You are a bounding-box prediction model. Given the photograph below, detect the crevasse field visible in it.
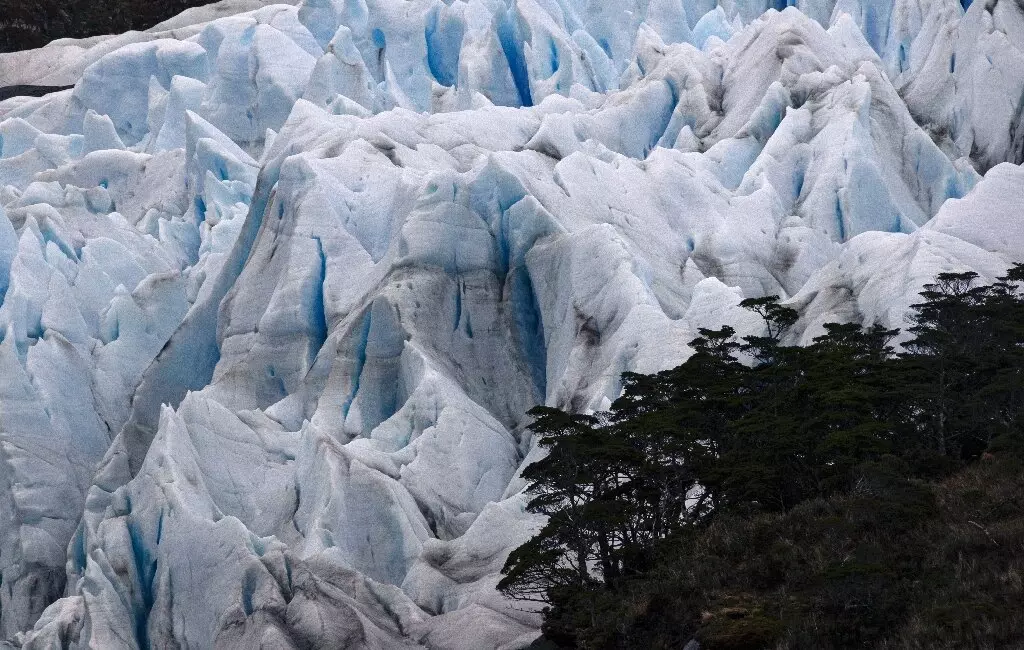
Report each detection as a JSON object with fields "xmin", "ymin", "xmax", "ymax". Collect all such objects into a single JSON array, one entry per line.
[{"xmin": 0, "ymin": 0, "xmax": 1022, "ymax": 647}]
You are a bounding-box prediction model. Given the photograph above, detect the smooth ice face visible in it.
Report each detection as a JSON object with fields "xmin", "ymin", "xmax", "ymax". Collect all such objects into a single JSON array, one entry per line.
[{"xmin": 0, "ymin": 0, "xmax": 1022, "ymax": 648}]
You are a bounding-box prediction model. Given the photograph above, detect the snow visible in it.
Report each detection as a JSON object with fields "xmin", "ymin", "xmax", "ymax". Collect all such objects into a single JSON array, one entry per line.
[{"xmin": 0, "ymin": 0, "xmax": 1021, "ymax": 647}]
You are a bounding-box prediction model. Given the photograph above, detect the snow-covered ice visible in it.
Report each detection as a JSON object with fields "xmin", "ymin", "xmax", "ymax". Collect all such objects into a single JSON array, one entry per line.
[{"xmin": 0, "ymin": 0, "xmax": 1022, "ymax": 647}]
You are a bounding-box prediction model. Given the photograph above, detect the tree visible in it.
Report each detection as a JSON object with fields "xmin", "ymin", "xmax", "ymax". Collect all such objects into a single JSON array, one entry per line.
[
  {"xmin": 902, "ymin": 266, "xmax": 1024, "ymax": 459},
  {"xmin": 499, "ymin": 408, "xmax": 625, "ymax": 605},
  {"xmin": 502, "ymin": 267, "xmax": 1024, "ymax": 648}
]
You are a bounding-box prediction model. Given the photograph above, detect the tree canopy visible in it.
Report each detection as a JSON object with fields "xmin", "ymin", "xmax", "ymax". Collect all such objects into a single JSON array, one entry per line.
[{"xmin": 501, "ymin": 264, "xmax": 1024, "ymax": 649}]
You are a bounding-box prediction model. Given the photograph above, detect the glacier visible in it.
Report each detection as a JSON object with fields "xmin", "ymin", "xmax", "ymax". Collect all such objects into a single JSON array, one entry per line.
[{"xmin": 0, "ymin": 0, "xmax": 1022, "ymax": 647}]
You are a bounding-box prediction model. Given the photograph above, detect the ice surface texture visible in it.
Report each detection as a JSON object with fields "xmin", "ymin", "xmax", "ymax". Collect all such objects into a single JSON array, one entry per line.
[{"xmin": 0, "ymin": 0, "xmax": 1022, "ymax": 647}]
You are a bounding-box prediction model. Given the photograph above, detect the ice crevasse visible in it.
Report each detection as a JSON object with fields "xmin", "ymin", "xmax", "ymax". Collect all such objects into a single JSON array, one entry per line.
[{"xmin": 0, "ymin": 0, "xmax": 1022, "ymax": 647}]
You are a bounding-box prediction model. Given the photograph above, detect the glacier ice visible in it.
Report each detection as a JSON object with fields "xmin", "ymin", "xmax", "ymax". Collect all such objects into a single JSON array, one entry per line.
[{"xmin": 0, "ymin": 0, "xmax": 1022, "ymax": 647}]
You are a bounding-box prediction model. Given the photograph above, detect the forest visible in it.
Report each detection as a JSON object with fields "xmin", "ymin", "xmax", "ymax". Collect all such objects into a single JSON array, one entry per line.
[{"xmin": 503, "ymin": 265, "xmax": 1024, "ymax": 649}]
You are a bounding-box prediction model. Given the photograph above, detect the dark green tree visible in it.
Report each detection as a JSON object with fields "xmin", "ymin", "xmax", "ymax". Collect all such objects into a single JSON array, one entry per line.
[
  {"xmin": 501, "ymin": 266, "xmax": 1024, "ymax": 648},
  {"xmin": 902, "ymin": 265, "xmax": 1024, "ymax": 459},
  {"xmin": 499, "ymin": 408, "xmax": 608, "ymax": 605}
]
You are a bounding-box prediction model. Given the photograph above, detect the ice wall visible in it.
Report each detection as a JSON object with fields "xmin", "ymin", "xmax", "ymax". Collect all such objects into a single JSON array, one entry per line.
[{"xmin": 0, "ymin": 0, "xmax": 1021, "ymax": 647}]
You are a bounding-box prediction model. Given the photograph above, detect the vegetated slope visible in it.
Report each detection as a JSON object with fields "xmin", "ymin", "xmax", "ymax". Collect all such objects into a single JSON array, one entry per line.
[
  {"xmin": 502, "ymin": 267, "xmax": 1024, "ymax": 648},
  {"xmin": 0, "ymin": 0, "xmax": 1020, "ymax": 648},
  {"xmin": 577, "ymin": 451, "xmax": 1024, "ymax": 650}
]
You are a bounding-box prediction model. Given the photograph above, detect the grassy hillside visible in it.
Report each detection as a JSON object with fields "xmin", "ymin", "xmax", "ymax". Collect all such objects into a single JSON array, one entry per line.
[{"xmin": 541, "ymin": 453, "xmax": 1024, "ymax": 649}]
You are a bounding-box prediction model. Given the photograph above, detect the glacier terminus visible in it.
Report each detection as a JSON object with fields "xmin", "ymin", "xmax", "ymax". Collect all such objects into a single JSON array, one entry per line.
[{"xmin": 0, "ymin": 0, "xmax": 1023, "ymax": 647}]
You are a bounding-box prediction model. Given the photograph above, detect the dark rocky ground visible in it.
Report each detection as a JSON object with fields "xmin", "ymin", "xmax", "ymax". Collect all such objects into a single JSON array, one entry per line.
[
  {"xmin": 0, "ymin": 0, "xmax": 218, "ymax": 53},
  {"xmin": 0, "ymin": 84, "xmax": 74, "ymax": 101}
]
